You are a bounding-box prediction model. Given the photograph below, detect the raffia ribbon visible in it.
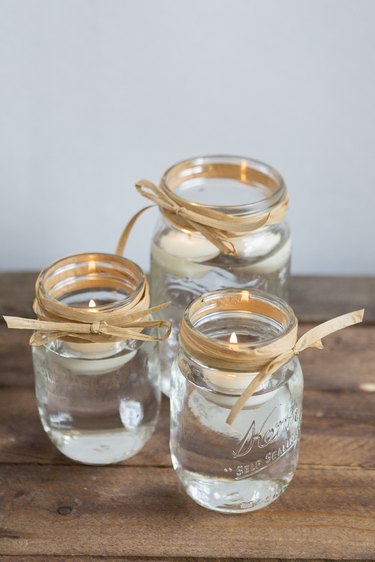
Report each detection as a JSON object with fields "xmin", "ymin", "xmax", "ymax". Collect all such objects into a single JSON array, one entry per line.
[
  {"xmin": 180, "ymin": 299, "xmax": 364, "ymax": 425},
  {"xmin": 4, "ymin": 261, "xmax": 171, "ymax": 346},
  {"xmin": 116, "ymin": 179, "xmax": 288, "ymax": 256}
]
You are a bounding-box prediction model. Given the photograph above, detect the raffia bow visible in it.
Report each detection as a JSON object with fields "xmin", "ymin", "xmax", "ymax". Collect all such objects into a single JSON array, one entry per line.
[
  {"xmin": 3, "ymin": 256, "xmax": 171, "ymax": 346},
  {"xmin": 226, "ymin": 309, "xmax": 364, "ymax": 424},
  {"xmin": 116, "ymin": 179, "xmax": 288, "ymax": 256},
  {"xmin": 179, "ymin": 295, "xmax": 364, "ymax": 425},
  {"xmin": 4, "ymin": 302, "xmax": 171, "ymax": 346}
]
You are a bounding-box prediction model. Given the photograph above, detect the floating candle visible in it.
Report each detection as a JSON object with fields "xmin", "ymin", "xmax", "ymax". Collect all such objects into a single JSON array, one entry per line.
[
  {"xmin": 152, "ymin": 230, "xmax": 220, "ymax": 278},
  {"xmin": 202, "ymin": 331, "xmax": 279, "ymax": 408},
  {"xmin": 61, "ymin": 299, "xmax": 136, "ymax": 374}
]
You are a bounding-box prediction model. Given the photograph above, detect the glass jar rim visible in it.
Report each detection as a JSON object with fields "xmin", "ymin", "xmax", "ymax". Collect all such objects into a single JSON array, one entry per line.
[
  {"xmin": 37, "ymin": 252, "xmax": 146, "ymax": 313},
  {"xmin": 182, "ymin": 288, "xmax": 297, "ymax": 352},
  {"xmin": 160, "ymin": 154, "xmax": 287, "ymax": 216}
]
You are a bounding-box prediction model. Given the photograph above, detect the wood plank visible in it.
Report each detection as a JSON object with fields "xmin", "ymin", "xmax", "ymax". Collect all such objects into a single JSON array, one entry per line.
[
  {"xmin": 1, "ymin": 557, "xmax": 373, "ymax": 561},
  {"xmin": 0, "ymin": 273, "xmax": 374, "ymax": 324},
  {"xmin": 0, "ymin": 464, "xmax": 374, "ymax": 559},
  {"xmin": 1, "ymin": 555, "xmax": 326, "ymax": 562},
  {"xmin": 0, "ymin": 272, "xmax": 36, "ymax": 317},
  {"xmin": 289, "ymin": 276, "xmax": 375, "ymax": 324},
  {"xmin": 0, "ymin": 330, "xmax": 33, "ymax": 389},
  {"xmin": 1, "ymin": 324, "xmax": 373, "ymax": 391},
  {"xmin": 1, "ymin": 558, "xmax": 350, "ymax": 562},
  {"xmin": 5, "ymin": 556, "xmax": 371, "ymax": 562},
  {"xmin": 301, "ymin": 325, "xmax": 375, "ymax": 392},
  {"xmin": 0, "ymin": 387, "xmax": 374, "ymax": 470}
]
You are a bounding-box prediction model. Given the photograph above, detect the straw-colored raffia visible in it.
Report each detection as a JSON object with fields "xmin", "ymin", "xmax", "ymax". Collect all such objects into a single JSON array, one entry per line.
[
  {"xmin": 179, "ymin": 293, "xmax": 364, "ymax": 425},
  {"xmin": 4, "ymin": 255, "xmax": 171, "ymax": 346},
  {"xmin": 116, "ymin": 178, "xmax": 288, "ymax": 257}
]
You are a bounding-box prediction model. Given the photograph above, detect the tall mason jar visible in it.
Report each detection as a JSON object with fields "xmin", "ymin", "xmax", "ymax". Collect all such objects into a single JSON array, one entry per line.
[
  {"xmin": 150, "ymin": 155, "xmax": 291, "ymax": 395},
  {"xmin": 32, "ymin": 254, "xmax": 161, "ymax": 465},
  {"xmin": 170, "ymin": 289, "xmax": 303, "ymax": 513}
]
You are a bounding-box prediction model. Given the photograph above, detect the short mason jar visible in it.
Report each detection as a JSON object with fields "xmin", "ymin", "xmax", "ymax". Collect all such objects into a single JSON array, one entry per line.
[
  {"xmin": 170, "ymin": 289, "xmax": 303, "ymax": 513},
  {"xmin": 32, "ymin": 253, "xmax": 161, "ymax": 465},
  {"xmin": 150, "ymin": 155, "xmax": 291, "ymax": 395}
]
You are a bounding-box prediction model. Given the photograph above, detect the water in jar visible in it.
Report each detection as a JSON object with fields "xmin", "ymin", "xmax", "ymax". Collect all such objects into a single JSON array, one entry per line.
[
  {"xmin": 33, "ymin": 339, "xmax": 160, "ymax": 465},
  {"xmin": 170, "ymin": 358, "xmax": 303, "ymax": 513}
]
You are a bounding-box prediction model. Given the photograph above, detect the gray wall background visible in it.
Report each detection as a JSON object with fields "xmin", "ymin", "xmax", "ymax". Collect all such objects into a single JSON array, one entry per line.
[{"xmin": 1, "ymin": 0, "xmax": 374, "ymax": 274}]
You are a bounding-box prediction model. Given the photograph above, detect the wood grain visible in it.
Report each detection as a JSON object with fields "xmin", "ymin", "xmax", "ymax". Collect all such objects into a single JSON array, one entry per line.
[
  {"xmin": 0, "ymin": 464, "xmax": 374, "ymax": 559},
  {"xmin": 1, "ymin": 324, "xmax": 374, "ymax": 391},
  {"xmin": 0, "ymin": 272, "xmax": 36, "ymax": 317},
  {"xmin": 289, "ymin": 276, "xmax": 375, "ymax": 324},
  {"xmin": 1, "ymin": 273, "xmax": 374, "ymax": 323},
  {"xmin": 0, "ymin": 274, "xmax": 374, "ymax": 560},
  {"xmin": 0, "ymin": 388, "xmax": 374, "ymax": 471}
]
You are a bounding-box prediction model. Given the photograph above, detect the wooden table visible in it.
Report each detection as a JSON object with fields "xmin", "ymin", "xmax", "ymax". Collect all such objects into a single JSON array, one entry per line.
[{"xmin": 0, "ymin": 274, "xmax": 374, "ymax": 561}]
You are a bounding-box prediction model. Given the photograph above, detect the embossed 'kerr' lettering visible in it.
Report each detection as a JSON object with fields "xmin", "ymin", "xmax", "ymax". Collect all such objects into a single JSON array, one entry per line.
[
  {"xmin": 233, "ymin": 431, "xmax": 300, "ymax": 480},
  {"xmin": 232, "ymin": 406, "xmax": 300, "ymax": 459}
]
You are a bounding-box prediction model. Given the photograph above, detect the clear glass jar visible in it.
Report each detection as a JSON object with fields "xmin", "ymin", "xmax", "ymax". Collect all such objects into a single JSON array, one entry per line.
[
  {"xmin": 170, "ymin": 289, "xmax": 303, "ymax": 513},
  {"xmin": 150, "ymin": 155, "xmax": 291, "ymax": 395},
  {"xmin": 32, "ymin": 254, "xmax": 161, "ymax": 465}
]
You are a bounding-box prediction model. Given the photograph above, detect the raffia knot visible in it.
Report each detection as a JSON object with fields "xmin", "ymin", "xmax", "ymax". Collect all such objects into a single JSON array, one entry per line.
[
  {"xmin": 172, "ymin": 204, "xmax": 184, "ymax": 217},
  {"xmin": 90, "ymin": 322, "xmax": 101, "ymax": 335}
]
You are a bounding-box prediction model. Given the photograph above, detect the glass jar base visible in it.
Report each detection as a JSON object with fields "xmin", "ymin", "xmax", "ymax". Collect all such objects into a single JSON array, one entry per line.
[
  {"xmin": 43, "ymin": 425, "xmax": 155, "ymax": 465},
  {"xmin": 176, "ymin": 468, "xmax": 293, "ymax": 513}
]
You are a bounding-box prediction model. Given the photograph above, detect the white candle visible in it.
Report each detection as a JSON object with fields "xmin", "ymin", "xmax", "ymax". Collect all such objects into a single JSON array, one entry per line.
[
  {"xmin": 59, "ymin": 299, "xmax": 136, "ymax": 375},
  {"xmin": 64, "ymin": 299, "xmax": 118, "ymax": 358},
  {"xmin": 153, "ymin": 229, "xmax": 291, "ymax": 278},
  {"xmin": 230, "ymin": 231, "xmax": 281, "ymax": 259},
  {"xmin": 152, "ymin": 231, "xmax": 220, "ymax": 278},
  {"xmin": 238, "ymin": 236, "xmax": 292, "ymax": 274},
  {"xmin": 202, "ymin": 332, "xmax": 279, "ymax": 408},
  {"xmin": 229, "ymin": 230, "xmax": 291, "ymax": 274}
]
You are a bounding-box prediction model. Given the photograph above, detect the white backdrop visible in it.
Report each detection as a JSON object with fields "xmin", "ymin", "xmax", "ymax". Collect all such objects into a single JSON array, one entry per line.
[{"xmin": 1, "ymin": 0, "xmax": 374, "ymax": 274}]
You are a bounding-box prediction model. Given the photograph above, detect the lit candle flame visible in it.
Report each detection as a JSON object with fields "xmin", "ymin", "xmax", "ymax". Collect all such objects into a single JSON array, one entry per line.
[
  {"xmin": 229, "ymin": 331, "xmax": 238, "ymax": 344},
  {"xmin": 89, "ymin": 299, "xmax": 96, "ymax": 308}
]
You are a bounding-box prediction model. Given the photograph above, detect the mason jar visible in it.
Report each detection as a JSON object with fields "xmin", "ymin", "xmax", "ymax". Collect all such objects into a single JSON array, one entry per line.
[
  {"xmin": 150, "ymin": 155, "xmax": 291, "ymax": 395},
  {"xmin": 170, "ymin": 288, "xmax": 303, "ymax": 513},
  {"xmin": 32, "ymin": 253, "xmax": 161, "ymax": 465}
]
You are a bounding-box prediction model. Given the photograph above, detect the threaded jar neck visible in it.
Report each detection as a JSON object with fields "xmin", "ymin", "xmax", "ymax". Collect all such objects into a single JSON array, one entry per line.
[
  {"xmin": 180, "ymin": 288, "xmax": 297, "ymax": 372},
  {"xmin": 161, "ymin": 155, "xmax": 287, "ymax": 218},
  {"xmin": 37, "ymin": 253, "xmax": 146, "ymax": 312}
]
